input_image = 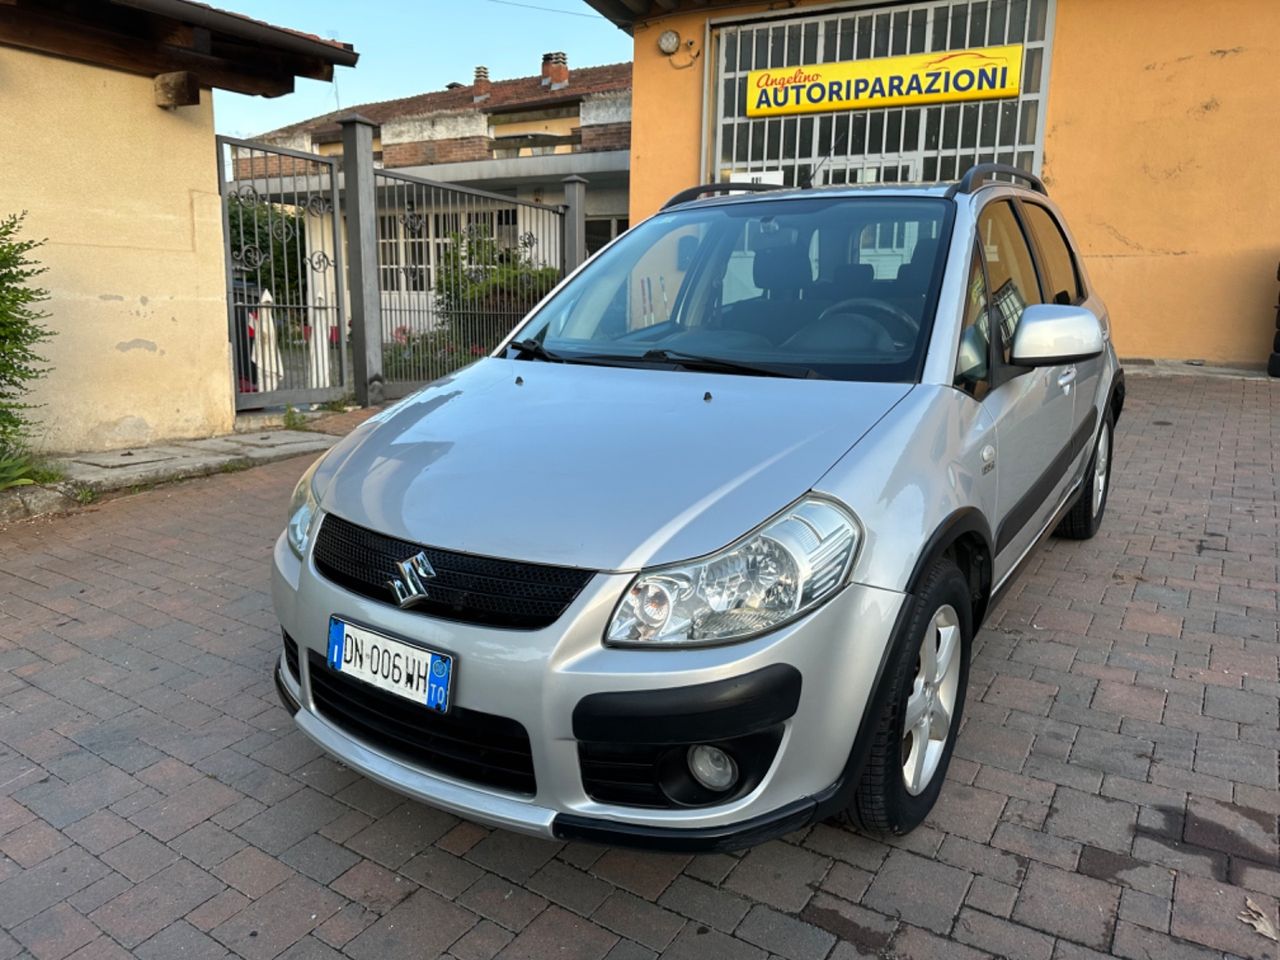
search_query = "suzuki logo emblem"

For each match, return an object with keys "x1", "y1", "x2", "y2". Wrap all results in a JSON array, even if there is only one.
[{"x1": 386, "y1": 551, "x2": 436, "y2": 608}]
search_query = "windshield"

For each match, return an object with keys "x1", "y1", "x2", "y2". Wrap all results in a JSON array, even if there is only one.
[{"x1": 509, "y1": 196, "x2": 951, "y2": 382}]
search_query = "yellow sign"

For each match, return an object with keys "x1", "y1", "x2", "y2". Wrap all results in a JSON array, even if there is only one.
[{"x1": 746, "y1": 45, "x2": 1024, "y2": 118}]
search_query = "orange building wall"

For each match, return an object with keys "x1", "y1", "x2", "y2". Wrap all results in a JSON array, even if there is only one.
[
  {"x1": 627, "y1": 0, "x2": 1280, "y2": 365},
  {"x1": 1043, "y1": 0, "x2": 1280, "y2": 364}
]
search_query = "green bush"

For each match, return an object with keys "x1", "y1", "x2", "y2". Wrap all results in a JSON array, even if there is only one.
[{"x1": 0, "y1": 212, "x2": 52, "y2": 449}]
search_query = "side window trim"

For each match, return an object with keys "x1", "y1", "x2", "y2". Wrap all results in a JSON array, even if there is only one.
[
  {"x1": 1015, "y1": 198, "x2": 1086, "y2": 306},
  {"x1": 1005, "y1": 198, "x2": 1051, "y2": 305}
]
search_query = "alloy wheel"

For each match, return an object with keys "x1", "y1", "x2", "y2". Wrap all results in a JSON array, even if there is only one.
[
  {"x1": 901, "y1": 603, "x2": 962, "y2": 796},
  {"x1": 1092, "y1": 423, "x2": 1111, "y2": 517}
]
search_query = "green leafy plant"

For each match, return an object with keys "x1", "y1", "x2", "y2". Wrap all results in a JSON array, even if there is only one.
[
  {"x1": 282, "y1": 405, "x2": 308, "y2": 430},
  {"x1": 0, "y1": 212, "x2": 53, "y2": 448},
  {"x1": 73, "y1": 485, "x2": 96, "y2": 505},
  {"x1": 433, "y1": 226, "x2": 559, "y2": 354},
  {"x1": 0, "y1": 447, "x2": 34, "y2": 491}
]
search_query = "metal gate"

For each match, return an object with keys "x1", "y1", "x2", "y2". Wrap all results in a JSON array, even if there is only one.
[
  {"x1": 373, "y1": 169, "x2": 566, "y2": 395},
  {"x1": 217, "y1": 136, "x2": 349, "y2": 410},
  {"x1": 710, "y1": 0, "x2": 1055, "y2": 187}
]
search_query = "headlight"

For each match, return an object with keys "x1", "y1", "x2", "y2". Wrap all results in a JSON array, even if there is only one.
[
  {"x1": 286, "y1": 458, "x2": 322, "y2": 557},
  {"x1": 606, "y1": 497, "x2": 860, "y2": 647}
]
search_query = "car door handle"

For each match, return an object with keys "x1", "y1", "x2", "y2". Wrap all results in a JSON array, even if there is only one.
[{"x1": 1058, "y1": 366, "x2": 1077, "y2": 390}]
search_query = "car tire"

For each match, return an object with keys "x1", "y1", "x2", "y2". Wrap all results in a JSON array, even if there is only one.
[
  {"x1": 1056, "y1": 408, "x2": 1114, "y2": 540},
  {"x1": 844, "y1": 556, "x2": 972, "y2": 835}
]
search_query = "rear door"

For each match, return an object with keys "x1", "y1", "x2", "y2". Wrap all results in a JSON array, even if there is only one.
[{"x1": 976, "y1": 200, "x2": 1077, "y2": 583}]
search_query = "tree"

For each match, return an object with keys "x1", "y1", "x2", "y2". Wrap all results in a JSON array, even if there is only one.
[{"x1": 0, "y1": 212, "x2": 52, "y2": 448}]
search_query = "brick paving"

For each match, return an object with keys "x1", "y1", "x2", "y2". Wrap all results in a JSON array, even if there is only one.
[{"x1": 1, "y1": 373, "x2": 1278, "y2": 960}]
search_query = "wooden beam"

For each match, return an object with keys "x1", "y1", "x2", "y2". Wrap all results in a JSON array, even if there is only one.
[
  {"x1": 0, "y1": 1, "x2": 297, "y2": 97},
  {"x1": 154, "y1": 69, "x2": 199, "y2": 107}
]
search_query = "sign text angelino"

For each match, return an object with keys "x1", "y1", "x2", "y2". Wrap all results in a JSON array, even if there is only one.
[{"x1": 746, "y1": 45, "x2": 1025, "y2": 118}]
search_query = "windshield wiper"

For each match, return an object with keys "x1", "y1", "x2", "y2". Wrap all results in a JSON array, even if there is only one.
[
  {"x1": 638, "y1": 348, "x2": 818, "y2": 379},
  {"x1": 507, "y1": 339, "x2": 563, "y2": 362}
]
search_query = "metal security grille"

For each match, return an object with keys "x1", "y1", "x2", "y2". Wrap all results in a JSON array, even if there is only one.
[
  {"x1": 710, "y1": 0, "x2": 1055, "y2": 187},
  {"x1": 373, "y1": 170, "x2": 565, "y2": 393},
  {"x1": 217, "y1": 137, "x2": 349, "y2": 410}
]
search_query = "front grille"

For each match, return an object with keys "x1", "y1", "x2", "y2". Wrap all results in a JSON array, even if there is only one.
[
  {"x1": 282, "y1": 631, "x2": 300, "y2": 681},
  {"x1": 313, "y1": 514, "x2": 593, "y2": 630},
  {"x1": 308, "y1": 652, "x2": 536, "y2": 795}
]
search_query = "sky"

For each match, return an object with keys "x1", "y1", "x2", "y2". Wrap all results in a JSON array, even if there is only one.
[{"x1": 212, "y1": 0, "x2": 632, "y2": 138}]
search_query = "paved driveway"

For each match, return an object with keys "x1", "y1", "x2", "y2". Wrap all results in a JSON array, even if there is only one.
[{"x1": 1, "y1": 374, "x2": 1277, "y2": 960}]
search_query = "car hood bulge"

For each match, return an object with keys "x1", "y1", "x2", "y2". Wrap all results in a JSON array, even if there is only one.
[{"x1": 317, "y1": 359, "x2": 911, "y2": 571}]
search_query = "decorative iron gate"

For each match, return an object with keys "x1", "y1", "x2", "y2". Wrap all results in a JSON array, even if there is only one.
[
  {"x1": 373, "y1": 169, "x2": 566, "y2": 395},
  {"x1": 216, "y1": 136, "x2": 349, "y2": 410},
  {"x1": 710, "y1": 0, "x2": 1055, "y2": 187}
]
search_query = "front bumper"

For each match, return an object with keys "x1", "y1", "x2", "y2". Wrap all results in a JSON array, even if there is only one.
[{"x1": 273, "y1": 529, "x2": 907, "y2": 849}]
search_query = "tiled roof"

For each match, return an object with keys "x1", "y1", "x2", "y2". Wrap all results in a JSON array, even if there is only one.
[
  {"x1": 259, "y1": 61, "x2": 631, "y2": 141},
  {"x1": 176, "y1": 0, "x2": 355, "y2": 53}
]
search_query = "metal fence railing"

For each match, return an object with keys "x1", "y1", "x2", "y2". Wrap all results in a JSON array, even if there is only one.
[
  {"x1": 372, "y1": 169, "x2": 565, "y2": 392},
  {"x1": 216, "y1": 136, "x2": 349, "y2": 410}
]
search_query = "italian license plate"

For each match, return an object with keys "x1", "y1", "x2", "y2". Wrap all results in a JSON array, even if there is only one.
[{"x1": 325, "y1": 617, "x2": 453, "y2": 714}]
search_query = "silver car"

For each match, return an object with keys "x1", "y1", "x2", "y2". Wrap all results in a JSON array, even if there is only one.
[{"x1": 272, "y1": 165, "x2": 1123, "y2": 850}]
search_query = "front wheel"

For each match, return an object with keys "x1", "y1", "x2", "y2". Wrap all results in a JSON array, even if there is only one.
[
  {"x1": 844, "y1": 556, "x2": 972, "y2": 835},
  {"x1": 1056, "y1": 408, "x2": 1113, "y2": 540}
]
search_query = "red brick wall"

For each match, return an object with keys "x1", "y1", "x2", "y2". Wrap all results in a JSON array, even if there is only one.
[
  {"x1": 580, "y1": 122, "x2": 630, "y2": 153},
  {"x1": 382, "y1": 137, "x2": 492, "y2": 168}
]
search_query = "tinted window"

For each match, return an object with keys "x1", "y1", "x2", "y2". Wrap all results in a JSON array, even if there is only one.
[
  {"x1": 1023, "y1": 204, "x2": 1082, "y2": 305},
  {"x1": 977, "y1": 202, "x2": 1042, "y2": 364},
  {"x1": 954, "y1": 249, "x2": 991, "y2": 398},
  {"x1": 517, "y1": 197, "x2": 952, "y2": 383}
]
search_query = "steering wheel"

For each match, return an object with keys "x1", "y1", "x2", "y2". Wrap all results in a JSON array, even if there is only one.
[{"x1": 817, "y1": 298, "x2": 920, "y2": 345}]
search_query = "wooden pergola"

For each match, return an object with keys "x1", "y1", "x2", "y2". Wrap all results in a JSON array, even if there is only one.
[{"x1": 0, "y1": 0, "x2": 358, "y2": 105}]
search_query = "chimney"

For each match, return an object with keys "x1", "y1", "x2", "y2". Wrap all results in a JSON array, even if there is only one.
[
  {"x1": 473, "y1": 65, "x2": 490, "y2": 102},
  {"x1": 541, "y1": 51, "x2": 569, "y2": 89}
]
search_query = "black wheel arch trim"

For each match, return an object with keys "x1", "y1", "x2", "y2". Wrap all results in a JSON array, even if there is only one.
[{"x1": 904, "y1": 509, "x2": 994, "y2": 599}]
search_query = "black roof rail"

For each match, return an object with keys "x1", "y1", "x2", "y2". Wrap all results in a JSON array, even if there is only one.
[
  {"x1": 661, "y1": 182, "x2": 781, "y2": 210},
  {"x1": 945, "y1": 163, "x2": 1047, "y2": 199}
]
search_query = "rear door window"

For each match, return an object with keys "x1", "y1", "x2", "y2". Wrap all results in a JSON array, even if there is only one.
[{"x1": 1022, "y1": 203, "x2": 1083, "y2": 305}]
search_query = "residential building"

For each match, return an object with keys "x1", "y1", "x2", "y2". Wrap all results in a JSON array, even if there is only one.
[
  {"x1": 587, "y1": 0, "x2": 1280, "y2": 366},
  {"x1": 0, "y1": 0, "x2": 356, "y2": 453},
  {"x1": 258, "y1": 54, "x2": 633, "y2": 257}
]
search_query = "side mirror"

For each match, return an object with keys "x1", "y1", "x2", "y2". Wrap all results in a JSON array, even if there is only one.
[{"x1": 1011, "y1": 304, "x2": 1104, "y2": 366}]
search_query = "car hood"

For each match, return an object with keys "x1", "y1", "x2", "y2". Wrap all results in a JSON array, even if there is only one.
[{"x1": 316, "y1": 358, "x2": 911, "y2": 571}]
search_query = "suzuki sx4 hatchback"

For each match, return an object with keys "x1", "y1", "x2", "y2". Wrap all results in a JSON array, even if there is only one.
[{"x1": 273, "y1": 167, "x2": 1123, "y2": 850}]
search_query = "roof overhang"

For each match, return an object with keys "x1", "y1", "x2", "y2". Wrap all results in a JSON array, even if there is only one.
[
  {"x1": 583, "y1": 0, "x2": 755, "y2": 33},
  {"x1": 0, "y1": 0, "x2": 357, "y2": 99}
]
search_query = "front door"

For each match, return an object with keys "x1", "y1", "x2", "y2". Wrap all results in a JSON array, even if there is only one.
[{"x1": 976, "y1": 200, "x2": 1076, "y2": 583}]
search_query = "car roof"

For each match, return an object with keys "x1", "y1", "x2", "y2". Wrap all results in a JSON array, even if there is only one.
[{"x1": 663, "y1": 166, "x2": 1047, "y2": 211}]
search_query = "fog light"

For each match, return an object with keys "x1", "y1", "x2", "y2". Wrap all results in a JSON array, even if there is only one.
[{"x1": 687, "y1": 744, "x2": 737, "y2": 792}]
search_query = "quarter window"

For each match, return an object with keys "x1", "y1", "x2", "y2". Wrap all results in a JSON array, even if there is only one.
[
  {"x1": 1022, "y1": 204, "x2": 1083, "y2": 305},
  {"x1": 954, "y1": 249, "x2": 991, "y2": 398},
  {"x1": 977, "y1": 202, "x2": 1042, "y2": 364}
]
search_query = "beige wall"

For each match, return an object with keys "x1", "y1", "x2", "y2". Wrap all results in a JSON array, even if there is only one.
[
  {"x1": 0, "y1": 46, "x2": 232, "y2": 453},
  {"x1": 627, "y1": 0, "x2": 1280, "y2": 364}
]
